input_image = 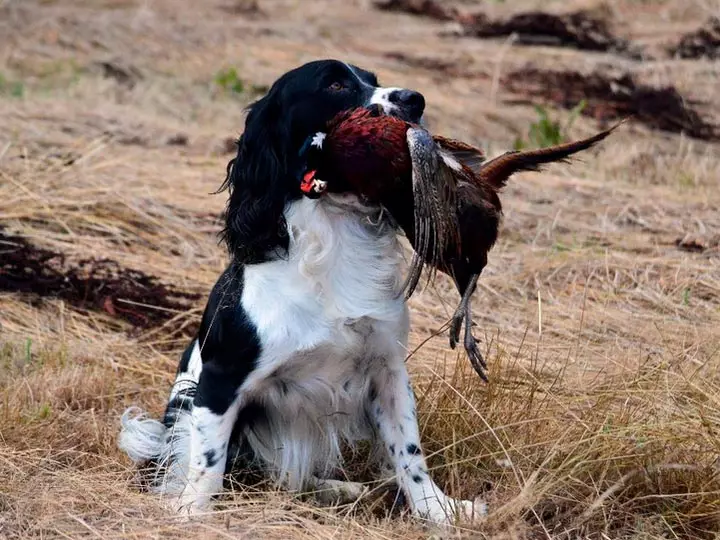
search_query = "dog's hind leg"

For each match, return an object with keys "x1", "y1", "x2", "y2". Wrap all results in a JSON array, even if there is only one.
[{"x1": 306, "y1": 477, "x2": 368, "y2": 505}]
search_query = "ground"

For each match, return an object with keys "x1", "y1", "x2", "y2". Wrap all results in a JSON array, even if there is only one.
[{"x1": 1, "y1": 0, "x2": 719, "y2": 538}]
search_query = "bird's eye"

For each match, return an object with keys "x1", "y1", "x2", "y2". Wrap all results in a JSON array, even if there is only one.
[{"x1": 328, "y1": 81, "x2": 344, "y2": 92}]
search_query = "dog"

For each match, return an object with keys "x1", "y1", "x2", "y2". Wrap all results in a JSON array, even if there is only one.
[{"x1": 119, "y1": 59, "x2": 486, "y2": 525}]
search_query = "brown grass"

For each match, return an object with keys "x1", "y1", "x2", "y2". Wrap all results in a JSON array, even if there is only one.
[{"x1": 1, "y1": 0, "x2": 720, "y2": 538}]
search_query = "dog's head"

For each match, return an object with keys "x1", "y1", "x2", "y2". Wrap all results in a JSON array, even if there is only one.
[
  {"x1": 264, "y1": 60, "x2": 425, "y2": 147},
  {"x1": 222, "y1": 59, "x2": 426, "y2": 263}
]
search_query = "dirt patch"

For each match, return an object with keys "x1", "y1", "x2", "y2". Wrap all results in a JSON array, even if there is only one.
[
  {"x1": 669, "y1": 17, "x2": 720, "y2": 59},
  {"x1": 503, "y1": 68, "x2": 720, "y2": 141},
  {"x1": 95, "y1": 60, "x2": 143, "y2": 89},
  {"x1": 373, "y1": 0, "x2": 456, "y2": 21},
  {"x1": 218, "y1": 0, "x2": 264, "y2": 17},
  {"x1": 384, "y1": 51, "x2": 457, "y2": 72},
  {"x1": 458, "y1": 10, "x2": 641, "y2": 58},
  {"x1": 374, "y1": 2, "x2": 641, "y2": 58},
  {"x1": 675, "y1": 233, "x2": 720, "y2": 254},
  {"x1": 382, "y1": 51, "x2": 488, "y2": 80},
  {"x1": 0, "y1": 228, "x2": 201, "y2": 332}
]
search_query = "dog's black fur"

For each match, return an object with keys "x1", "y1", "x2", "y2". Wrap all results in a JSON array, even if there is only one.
[{"x1": 119, "y1": 60, "x2": 484, "y2": 524}]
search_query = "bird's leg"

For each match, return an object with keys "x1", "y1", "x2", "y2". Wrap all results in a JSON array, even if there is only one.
[
  {"x1": 448, "y1": 287, "x2": 469, "y2": 351},
  {"x1": 461, "y1": 275, "x2": 488, "y2": 382},
  {"x1": 449, "y1": 273, "x2": 487, "y2": 382},
  {"x1": 448, "y1": 272, "x2": 476, "y2": 350}
]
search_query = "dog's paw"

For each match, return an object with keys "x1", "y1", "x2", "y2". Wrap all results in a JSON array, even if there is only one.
[
  {"x1": 312, "y1": 478, "x2": 369, "y2": 505},
  {"x1": 419, "y1": 495, "x2": 487, "y2": 526},
  {"x1": 170, "y1": 490, "x2": 212, "y2": 520}
]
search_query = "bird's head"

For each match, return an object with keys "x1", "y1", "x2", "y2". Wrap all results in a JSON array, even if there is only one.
[
  {"x1": 297, "y1": 131, "x2": 329, "y2": 198},
  {"x1": 297, "y1": 104, "x2": 386, "y2": 198}
]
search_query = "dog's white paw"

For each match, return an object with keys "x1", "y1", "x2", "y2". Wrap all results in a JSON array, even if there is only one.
[
  {"x1": 170, "y1": 490, "x2": 212, "y2": 520},
  {"x1": 312, "y1": 478, "x2": 369, "y2": 505},
  {"x1": 419, "y1": 495, "x2": 487, "y2": 526}
]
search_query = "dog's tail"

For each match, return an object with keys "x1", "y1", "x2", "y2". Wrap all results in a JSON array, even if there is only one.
[
  {"x1": 118, "y1": 340, "x2": 199, "y2": 496},
  {"x1": 119, "y1": 407, "x2": 193, "y2": 496}
]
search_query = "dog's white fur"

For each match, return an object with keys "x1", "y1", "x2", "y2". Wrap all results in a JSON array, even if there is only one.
[
  {"x1": 121, "y1": 194, "x2": 486, "y2": 523},
  {"x1": 120, "y1": 65, "x2": 486, "y2": 526}
]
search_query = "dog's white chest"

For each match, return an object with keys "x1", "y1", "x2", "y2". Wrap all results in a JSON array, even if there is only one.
[
  {"x1": 237, "y1": 197, "x2": 410, "y2": 486},
  {"x1": 241, "y1": 196, "x2": 407, "y2": 354}
]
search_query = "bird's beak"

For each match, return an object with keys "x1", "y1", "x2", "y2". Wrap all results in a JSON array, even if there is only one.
[{"x1": 300, "y1": 169, "x2": 327, "y2": 198}]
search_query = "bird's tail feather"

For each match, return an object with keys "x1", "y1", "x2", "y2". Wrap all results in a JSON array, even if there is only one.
[{"x1": 479, "y1": 119, "x2": 627, "y2": 189}]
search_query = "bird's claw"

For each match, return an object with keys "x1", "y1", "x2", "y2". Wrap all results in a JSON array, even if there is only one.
[
  {"x1": 449, "y1": 301, "x2": 467, "y2": 350},
  {"x1": 449, "y1": 313, "x2": 463, "y2": 350},
  {"x1": 449, "y1": 297, "x2": 488, "y2": 382},
  {"x1": 464, "y1": 331, "x2": 488, "y2": 382}
]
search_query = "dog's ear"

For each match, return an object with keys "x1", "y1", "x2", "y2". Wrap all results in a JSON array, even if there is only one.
[{"x1": 220, "y1": 92, "x2": 295, "y2": 263}]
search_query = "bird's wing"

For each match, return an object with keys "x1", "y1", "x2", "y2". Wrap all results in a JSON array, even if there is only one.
[
  {"x1": 477, "y1": 120, "x2": 625, "y2": 189},
  {"x1": 434, "y1": 136, "x2": 486, "y2": 174},
  {"x1": 404, "y1": 127, "x2": 460, "y2": 298},
  {"x1": 324, "y1": 106, "x2": 382, "y2": 136}
]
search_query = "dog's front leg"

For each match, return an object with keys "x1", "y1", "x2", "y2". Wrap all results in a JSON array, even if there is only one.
[
  {"x1": 370, "y1": 360, "x2": 486, "y2": 525},
  {"x1": 175, "y1": 360, "x2": 244, "y2": 514}
]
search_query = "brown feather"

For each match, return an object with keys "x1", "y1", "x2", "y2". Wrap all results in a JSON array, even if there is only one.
[
  {"x1": 477, "y1": 120, "x2": 626, "y2": 189},
  {"x1": 434, "y1": 136, "x2": 486, "y2": 174},
  {"x1": 403, "y1": 128, "x2": 461, "y2": 298},
  {"x1": 299, "y1": 108, "x2": 625, "y2": 383}
]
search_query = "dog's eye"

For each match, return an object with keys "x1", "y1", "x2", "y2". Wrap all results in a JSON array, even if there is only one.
[{"x1": 328, "y1": 81, "x2": 345, "y2": 92}]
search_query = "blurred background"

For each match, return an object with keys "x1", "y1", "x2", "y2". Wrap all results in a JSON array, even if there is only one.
[{"x1": 1, "y1": 1, "x2": 719, "y2": 538}]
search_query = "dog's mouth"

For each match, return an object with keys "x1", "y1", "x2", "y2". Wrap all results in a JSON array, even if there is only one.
[
  {"x1": 382, "y1": 106, "x2": 425, "y2": 125},
  {"x1": 368, "y1": 97, "x2": 425, "y2": 125}
]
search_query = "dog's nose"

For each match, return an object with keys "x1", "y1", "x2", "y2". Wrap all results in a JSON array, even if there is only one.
[{"x1": 389, "y1": 89, "x2": 425, "y2": 121}]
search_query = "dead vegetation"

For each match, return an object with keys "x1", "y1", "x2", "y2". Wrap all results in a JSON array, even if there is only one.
[
  {"x1": 457, "y1": 10, "x2": 641, "y2": 58},
  {"x1": 374, "y1": 0, "x2": 642, "y2": 57},
  {"x1": 0, "y1": 227, "x2": 201, "y2": 333},
  {"x1": 503, "y1": 68, "x2": 720, "y2": 141},
  {"x1": 1, "y1": 0, "x2": 720, "y2": 538},
  {"x1": 676, "y1": 232, "x2": 720, "y2": 253},
  {"x1": 669, "y1": 17, "x2": 720, "y2": 59},
  {"x1": 383, "y1": 51, "x2": 465, "y2": 76},
  {"x1": 373, "y1": 0, "x2": 457, "y2": 22},
  {"x1": 384, "y1": 55, "x2": 719, "y2": 142}
]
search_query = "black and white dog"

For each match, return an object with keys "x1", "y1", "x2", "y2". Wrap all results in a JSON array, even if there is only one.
[{"x1": 120, "y1": 60, "x2": 485, "y2": 525}]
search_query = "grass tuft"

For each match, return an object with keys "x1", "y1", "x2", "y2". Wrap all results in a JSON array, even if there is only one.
[{"x1": 514, "y1": 101, "x2": 586, "y2": 150}]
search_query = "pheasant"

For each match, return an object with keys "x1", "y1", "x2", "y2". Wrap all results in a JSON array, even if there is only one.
[{"x1": 299, "y1": 106, "x2": 620, "y2": 381}]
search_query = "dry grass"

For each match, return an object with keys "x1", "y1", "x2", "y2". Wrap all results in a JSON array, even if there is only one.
[{"x1": 1, "y1": 0, "x2": 720, "y2": 538}]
